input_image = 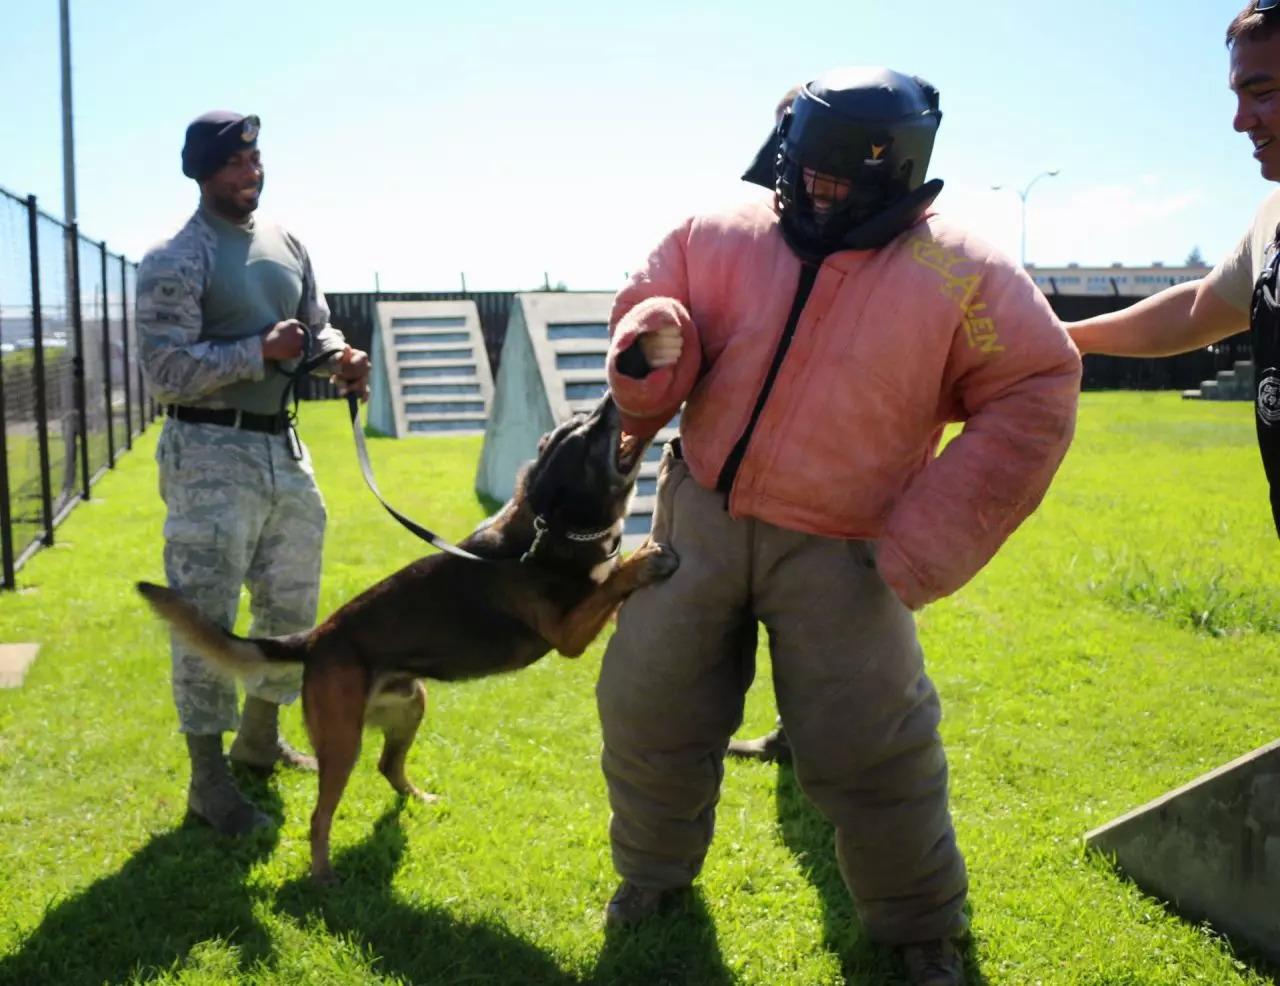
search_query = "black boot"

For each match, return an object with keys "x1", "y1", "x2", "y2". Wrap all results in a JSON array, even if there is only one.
[
  {"x1": 228, "y1": 696, "x2": 317, "y2": 774},
  {"x1": 725, "y1": 719, "x2": 792, "y2": 764},
  {"x1": 186, "y1": 733, "x2": 272, "y2": 836}
]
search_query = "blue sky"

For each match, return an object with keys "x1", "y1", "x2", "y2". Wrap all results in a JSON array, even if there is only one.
[{"x1": 0, "y1": 0, "x2": 1271, "y2": 293}]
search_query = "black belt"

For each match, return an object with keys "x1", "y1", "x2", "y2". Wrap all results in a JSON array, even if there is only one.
[{"x1": 165, "y1": 405, "x2": 286, "y2": 435}]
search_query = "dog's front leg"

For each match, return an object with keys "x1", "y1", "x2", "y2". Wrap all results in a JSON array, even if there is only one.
[{"x1": 526, "y1": 541, "x2": 679, "y2": 657}]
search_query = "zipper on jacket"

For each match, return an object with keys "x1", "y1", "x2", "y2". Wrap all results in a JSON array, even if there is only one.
[{"x1": 715, "y1": 261, "x2": 820, "y2": 504}]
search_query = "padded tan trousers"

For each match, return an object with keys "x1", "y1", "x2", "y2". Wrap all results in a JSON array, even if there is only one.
[{"x1": 596, "y1": 443, "x2": 969, "y2": 945}]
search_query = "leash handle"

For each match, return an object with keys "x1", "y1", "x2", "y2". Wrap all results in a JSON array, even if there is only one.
[{"x1": 346, "y1": 395, "x2": 484, "y2": 561}]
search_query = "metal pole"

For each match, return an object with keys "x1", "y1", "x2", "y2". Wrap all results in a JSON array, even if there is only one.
[
  {"x1": 68, "y1": 225, "x2": 89, "y2": 499},
  {"x1": 119, "y1": 254, "x2": 132, "y2": 448},
  {"x1": 0, "y1": 284, "x2": 14, "y2": 588},
  {"x1": 59, "y1": 0, "x2": 88, "y2": 491},
  {"x1": 1019, "y1": 193, "x2": 1028, "y2": 269},
  {"x1": 133, "y1": 263, "x2": 150, "y2": 430},
  {"x1": 100, "y1": 240, "x2": 115, "y2": 467},
  {"x1": 59, "y1": 0, "x2": 77, "y2": 227},
  {"x1": 992, "y1": 169, "x2": 1059, "y2": 267},
  {"x1": 27, "y1": 197, "x2": 54, "y2": 546}
]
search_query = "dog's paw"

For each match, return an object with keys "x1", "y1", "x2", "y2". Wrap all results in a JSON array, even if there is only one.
[{"x1": 636, "y1": 543, "x2": 680, "y2": 585}]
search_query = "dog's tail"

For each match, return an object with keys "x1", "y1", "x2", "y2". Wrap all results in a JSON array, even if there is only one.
[{"x1": 135, "y1": 580, "x2": 310, "y2": 677}]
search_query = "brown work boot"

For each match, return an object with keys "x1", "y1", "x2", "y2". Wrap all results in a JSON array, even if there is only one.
[
  {"x1": 228, "y1": 695, "x2": 318, "y2": 773},
  {"x1": 185, "y1": 733, "x2": 273, "y2": 836},
  {"x1": 603, "y1": 881, "x2": 673, "y2": 928},
  {"x1": 725, "y1": 720, "x2": 792, "y2": 764},
  {"x1": 900, "y1": 938, "x2": 967, "y2": 986}
]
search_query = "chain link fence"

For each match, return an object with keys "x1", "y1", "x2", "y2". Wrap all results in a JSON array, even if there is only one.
[{"x1": 0, "y1": 184, "x2": 158, "y2": 589}]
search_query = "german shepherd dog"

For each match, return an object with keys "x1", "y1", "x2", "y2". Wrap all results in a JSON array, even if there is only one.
[{"x1": 137, "y1": 392, "x2": 676, "y2": 884}]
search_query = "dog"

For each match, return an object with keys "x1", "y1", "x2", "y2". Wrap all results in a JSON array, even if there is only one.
[{"x1": 137, "y1": 392, "x2": 677, "y2": 884}]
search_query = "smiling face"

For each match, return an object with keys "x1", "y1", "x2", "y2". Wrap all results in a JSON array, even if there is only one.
[
  {"x1": 802, "y1": 167, "x2": 853, "y2": 225},
  {"x1": 1232, "y1": 30, "x2": 1280, "y2": 180},
  {"x1": 200, "y1": 149, "x2": 264, "y2": 221}
]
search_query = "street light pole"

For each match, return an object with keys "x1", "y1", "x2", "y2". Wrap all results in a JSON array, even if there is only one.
[
  {"x1": 992, "y1": 169, "x2": 1059, "y2": 267},
  {"x1": 59, "y1": 0, "x2": 77, "y2": 225}
]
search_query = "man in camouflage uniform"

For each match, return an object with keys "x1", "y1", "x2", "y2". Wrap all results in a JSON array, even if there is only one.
[{"x1": 137, "y1": 110, "x2": 371, "y2": 835}]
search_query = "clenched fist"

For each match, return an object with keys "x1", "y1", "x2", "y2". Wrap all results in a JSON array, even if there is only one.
[
  {"x1": 638, "y1": 322, "x2": 683, "y2": 369},
  {"x1": 261, "y1": 319, "x2": 308, "y2": 361},
  {"x1": 332, "y1": 345, "x2": 372, "y2": 402}
]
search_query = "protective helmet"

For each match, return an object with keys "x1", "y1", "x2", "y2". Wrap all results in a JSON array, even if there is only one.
[{"x1": 772, "y1": 67, "x2": 944, "y2": 256}]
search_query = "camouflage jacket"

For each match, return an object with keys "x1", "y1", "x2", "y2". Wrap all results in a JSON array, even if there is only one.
[{"x1": 136, "y1": 204, "x2": 347, "y2": 416}]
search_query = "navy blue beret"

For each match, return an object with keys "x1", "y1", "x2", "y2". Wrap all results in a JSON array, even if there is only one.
[{"x1": 181, "y1": 111, "x2": 260, "y2": 180}]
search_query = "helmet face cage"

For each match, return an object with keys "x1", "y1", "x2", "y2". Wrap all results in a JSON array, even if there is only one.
[{"x1": 774, "y1": 76, "x2": 940, "y2": 246}]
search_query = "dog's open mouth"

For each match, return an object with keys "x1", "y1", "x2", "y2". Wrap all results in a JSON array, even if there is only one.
[{"x1": 617, "y1": 432, "x2": 643, "y2": 475}]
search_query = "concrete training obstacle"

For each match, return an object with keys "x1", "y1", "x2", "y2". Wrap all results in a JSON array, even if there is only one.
[
  {"x1": 367, "y1": 300, "x2": 495, "y2": 437},
  {"x1": 475, "y1": 291, "x2": 678, "y2": 548},
  {"x1": 1085, "y1": 738, "x2": 1280, "y2": 967}
]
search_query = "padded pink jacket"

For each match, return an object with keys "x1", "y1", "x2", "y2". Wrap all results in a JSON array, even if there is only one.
[{"x1": 606, "y1": 198, "x2": 1082, "y2": 611}]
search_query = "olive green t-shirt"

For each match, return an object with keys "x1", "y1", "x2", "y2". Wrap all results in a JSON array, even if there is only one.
[{"x1": 136, "y1": 205, "x2": 346, "y2": 415}]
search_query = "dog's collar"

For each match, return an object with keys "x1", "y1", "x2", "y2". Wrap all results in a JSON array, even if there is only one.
[{"x1": 521, "y1": 515, "x2": 620, "y2": 564}]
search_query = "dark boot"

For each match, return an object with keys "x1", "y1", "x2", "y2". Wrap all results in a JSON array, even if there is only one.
[
  {"x1": 725, "y1": 720, "x2": 792, "y2": 764},
  {"x1": 603, "y1": 881, "x2": 677, "y2": 928},
  {"x1": 901, "y1": 939, "x2": 967, "y2": 986},
  {"x1": 186, "y1": 733, "x2": 272, "y2": 836},
  {"x1": 228, "y1": 695, "x2": 317, "y2": 773}
]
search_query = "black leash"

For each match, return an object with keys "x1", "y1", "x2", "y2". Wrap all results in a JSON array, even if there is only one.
[
  {"x1": 280, "y1": 333, "x2": 484, "y2": 562},
  {"x1": 279, "y1": 329, "x2": 622, "y2": 565},
  {"x1": 341, "y1": 391, "x2": 483, "y2": 561}
]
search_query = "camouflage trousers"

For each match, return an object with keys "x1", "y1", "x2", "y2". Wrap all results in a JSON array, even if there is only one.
[{"x1": 156, "y1": 417, "x2": 327, "y2": 735}]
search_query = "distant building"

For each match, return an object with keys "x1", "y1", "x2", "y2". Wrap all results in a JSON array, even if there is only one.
[{"x1": 1026, "y1": 262, "x2": 1212, "y2": 297}]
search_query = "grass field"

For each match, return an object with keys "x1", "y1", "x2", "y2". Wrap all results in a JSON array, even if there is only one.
[{"x1": 0, "y1": 392, "x2": 1276, "y2": 986}]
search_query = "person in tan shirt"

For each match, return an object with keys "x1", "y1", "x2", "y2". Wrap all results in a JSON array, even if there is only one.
[{"x1": 1067, "y1": 1, "x2": 1280, "y2": 533}]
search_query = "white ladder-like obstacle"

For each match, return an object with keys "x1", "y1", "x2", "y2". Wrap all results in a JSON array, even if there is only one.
[
  {"x1": 476, "y1": 291, "x2": 678, "y2": 548},
  {"x1": 367, "y1": 300, "x2": 495, "y2": 437}
]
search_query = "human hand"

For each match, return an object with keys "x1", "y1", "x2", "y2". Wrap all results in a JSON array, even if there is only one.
[
  {"x1": 331, "y1": 345, "x2": 371, "y2": 402},
  {"x1": 261, "y1": 319, "x2": 307, "y2": 361},
  {"x1": 638, "y1": 322, "x2": 683, "y2": 368}
]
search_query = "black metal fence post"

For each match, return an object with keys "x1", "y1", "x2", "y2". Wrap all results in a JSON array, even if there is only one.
[
  {"x1": 0, "y1": 288, "x2": 14, "y2": 590},
  {"x1": 67, "y1": 223, "x2": 89, "y2": 499},
  {"x1": 100, "y1": 239, "x2": 115, "y2": 467},
  {"x1": 131, "y1": 260, "x2": 149, "y2": 432},
  {"x1": 27, "y1": 196, "x2": 54, "y2": 547},
  {"x1": 120, "y1": 254, "x2": 132, "y2": 449}
]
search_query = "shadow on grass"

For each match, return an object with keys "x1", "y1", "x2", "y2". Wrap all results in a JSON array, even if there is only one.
[
  {"x1": 276, "y1": 803, "x2": 738, "y2": 986},
  {"x1": 0, "y1": 768, "x2": 284, "y2": 986},
  {"x1": 589, "y1": 887, "x2": 738, "y2": 986},
  {"x1": 773, "y1": 763, "x2": 989, "y2": 986},
  {"x1": 275, "y1": 804, "x2": 582, "y2": 986}
]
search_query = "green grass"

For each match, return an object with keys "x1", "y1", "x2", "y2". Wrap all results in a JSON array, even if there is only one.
[{"x1": 0, "y1": 392, "x2": 1277, "y2": 986}]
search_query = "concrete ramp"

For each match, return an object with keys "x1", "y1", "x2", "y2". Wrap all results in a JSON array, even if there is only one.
[
  {"x1": 476, "y1": 291, "x2": 678, "y2": 545},
  {"x1": 367, "y1": 300, "x2": 494, "y2": 437},
  {"x1": 1084, "y1": 738, "x2": 1280, "y2": 966}
]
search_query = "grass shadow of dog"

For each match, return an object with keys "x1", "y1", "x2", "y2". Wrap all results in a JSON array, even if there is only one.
[
  {"x1": 274, "y1": 803, "x2": 583, "y2": 986},
  {"x1": 274, "y1": 802, "x2": 739, "y2": 986},
  {"x1": 773, "y1": 762, "x2": 988, "y2": 986},
  {"x1": 0, "y1": 768, "x2": 284, "y2": 986}
]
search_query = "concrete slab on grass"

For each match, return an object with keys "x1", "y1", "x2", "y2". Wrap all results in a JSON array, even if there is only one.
[
  {"x1": 0, "y1": 643, "x2": 40, "y2": 688},
  {"x1": 1085, "y1": 738, "x2": 1280, "y2": 966}
]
